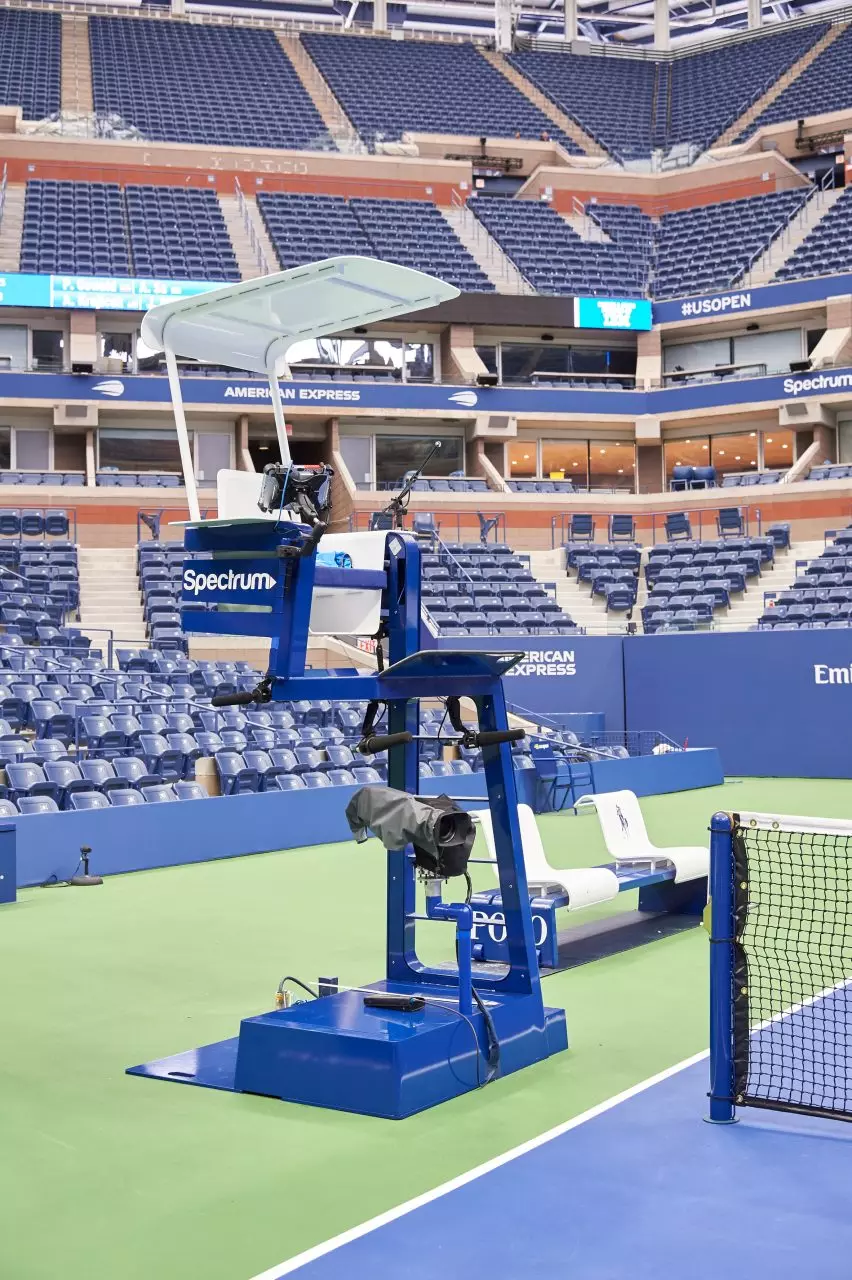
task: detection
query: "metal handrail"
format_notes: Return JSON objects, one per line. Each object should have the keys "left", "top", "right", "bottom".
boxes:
{"left": 520, "top": 7, "right": 848, "bottom": 61}
{"left": 351, "top": 510, "right": 507, "bottom": 543}
{"left": 648, "top": 505, "right": 763, "bottom": 543}
{"left": 137, "top": 508, "right": 211, "bottom": 542}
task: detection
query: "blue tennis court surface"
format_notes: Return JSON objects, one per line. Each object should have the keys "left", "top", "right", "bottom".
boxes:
{"left": 259, "top": 1052, "right": 852, "bottom": 1280}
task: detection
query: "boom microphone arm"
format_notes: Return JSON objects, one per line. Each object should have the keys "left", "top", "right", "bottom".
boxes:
{"left": 383, "top": 440, "right": 442, "bottom": 529}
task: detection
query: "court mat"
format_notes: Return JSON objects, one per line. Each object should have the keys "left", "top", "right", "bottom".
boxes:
{"left": 2, "top": 776, "right": 851, "bottom": 1280}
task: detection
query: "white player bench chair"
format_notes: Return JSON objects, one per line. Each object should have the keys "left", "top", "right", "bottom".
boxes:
{"left": 574, "top": 789, "right": 708, "bottom": 883}
{"left": 475, "top": 803, "right": 622, "bottom": 909}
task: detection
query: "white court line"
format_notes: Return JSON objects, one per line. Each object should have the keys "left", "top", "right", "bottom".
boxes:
{"left": 247, "top": 975, "right": 852, "bottom": 1280}
{"left": 246, "top": 1048, "right": 709, "bottom": 1280}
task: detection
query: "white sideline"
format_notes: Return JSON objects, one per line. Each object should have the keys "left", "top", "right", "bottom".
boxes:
{"left": 247, "top": 972, "right": 852, "bottom": 1279}
{"left": 246, "top": 1049, "right": 709, "bottom": 1280}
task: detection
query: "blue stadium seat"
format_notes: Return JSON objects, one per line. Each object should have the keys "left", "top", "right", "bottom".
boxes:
{"left": 108, "top": 788, "right": 145, "bottom": 806}
{"left": 69, "top": 791, "right": 110, "bottom": 811}
{"left": 17, "top": 795, "right": 59, "bottom": 815}
{"left": 91, "top": 18, "right": 331, "bottom": 151}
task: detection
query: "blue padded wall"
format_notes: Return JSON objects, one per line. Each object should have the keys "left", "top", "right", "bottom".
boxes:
{"left": 623, "top": 630, "right": 852, "bottom": 778}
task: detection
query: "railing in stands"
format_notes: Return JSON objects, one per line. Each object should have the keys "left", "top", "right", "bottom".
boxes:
{"left": 647, "top": 506, "right": 763, "bottom": 543}
{"left": 550, "top": 505, "right": 768, "bottom": 548}
{"left": 506, "top": 704, "right": 681, "bottom": 756}
{"left": 234, "top": 177, "right": 271, "bottom": 277}
{"left": 350, "top": 510, "right": 507, "bottom": 543}
{"left": 137, "top": 509, "right": 211, "bottom": 542}
{"left": 434, "top": 534, "right": 475, "bottom": 583}
{"left": 520, "top": 8, "right": 850, "bottom": 61}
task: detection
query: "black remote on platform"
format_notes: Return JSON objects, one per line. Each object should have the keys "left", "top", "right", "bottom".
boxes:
{"left": 363, "top": 994, "right": 426, "bottom": 1012}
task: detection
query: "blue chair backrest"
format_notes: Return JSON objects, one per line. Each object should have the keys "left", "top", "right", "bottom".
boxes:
{"left": 174, "top": 782, "right": 206, "bottom": 800}
{"left": 109, "top": 789, "right": 145, "bottom": 806}
{"left": 273, "top": 774, "right": 306, "bottom": 791}
{"left": 113, "top": 757, "right": 148, "bottom": 783}
{"left": 142, "top": 785, "right": 176, "bottom": 803}
{"left": 18, "top": 795, "right": 58, "bottom": 814}
{"left": 69, "top": 791, "right": 109, "bottom": 810}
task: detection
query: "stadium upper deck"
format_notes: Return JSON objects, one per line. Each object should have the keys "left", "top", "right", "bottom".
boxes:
{"left": 0, "top": 8, "right": 851, "bottom": 165}
{"left": 0, "top": 5, "right": 849, "bottom": 530}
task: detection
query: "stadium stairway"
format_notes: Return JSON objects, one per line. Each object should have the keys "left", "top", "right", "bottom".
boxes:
{"left": 218, "top": 193, "right": 272, "bottom": 279}
{"left": 744, "top": 186, "right": 844, "bottom": 286}
{"left": 714, "top": 22, "right": 848, "bottom": 149}
{"left": 714, "top": 536, "right": 807, "bottom": 630}
{"left": 528, "top": 548, "right": 615, "bottom": 634}
{"left": 478, "top": 49, "right": 606, "bottom": 159}
{"left": 278, "top": 35, "right": 367, "bottom": 154}
{"left": 440, "top": 203, "right": 535, "bottom": 294}
{"left": 0, "top": 183, "right": 26, "bottom": 272}
{"left": 557, "top": 205, "right": 612, "bottom": 243}
{"left": 77, "top": 547, "right": 146, "bottom": 647}
{"left": 61, "top": 14, "right": 93, "bottom": 115}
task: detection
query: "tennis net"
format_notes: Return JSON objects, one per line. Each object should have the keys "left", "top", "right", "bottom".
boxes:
{"left": 710, "top": 811, "right": 852, "bottom": 1123}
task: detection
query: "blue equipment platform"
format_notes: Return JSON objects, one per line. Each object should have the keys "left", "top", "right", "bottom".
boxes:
{"left": 128, "top": 981, "right": 567, "bottom": 1119}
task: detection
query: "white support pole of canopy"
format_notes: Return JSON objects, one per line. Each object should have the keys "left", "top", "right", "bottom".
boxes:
{"left": 164, "top": 346, "right": 201, "bottom": 522}
{"left": 268, "top": 368, "right": 293, "bottom": 468}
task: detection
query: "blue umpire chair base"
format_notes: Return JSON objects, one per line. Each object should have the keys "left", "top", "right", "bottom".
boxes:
{"left": 129, "top": 984, "right": 568, "bottom": 1119}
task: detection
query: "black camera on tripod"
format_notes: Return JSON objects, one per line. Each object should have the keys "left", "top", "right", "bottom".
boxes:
{"left": 257, "top": 462, "right": 335, "bottom": 557}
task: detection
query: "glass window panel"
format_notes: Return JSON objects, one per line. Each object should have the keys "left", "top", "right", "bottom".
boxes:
{"left": 338, "top": 339, "right": 403, "bottom": 370}
{"left": 664, "top": 437, "right": 711, "bottom": 481}
{"left": 590, "top": 441, "right": 634, "bottom": 491}
{"left": 608, "top": 348, "right": 637, "bottom": 377}
{"left": 375, "top": 435, "right": 463, "bottom": 485}
{"left": 404, "top": 343, "right": 434, "bottom": 383}
{"left": 16, "top": 429, "right": 50, "bottom": 471}
{"left": 99, "top": 428, "right": 183, "bottom": 473}
{"left": 340, "top": 436, "right": 372, "bottom": 486}
{"left": 711, "top": 432, "right": 758, "bottom": 476}
{"left": 762, "top": 428, "right": 794, "bottom": 469}
{"left": 663, "top": 338, "right": 730, "bottom": 374}
{"left": 136, "top": 331, "right": 164, "bottom": 373}
{"left": 571, "top": 347, "right": 608, "bottom": 375}
{"left": 732, "top": 329, "right": 802, "bottom": 376}
{"left": 0, "top": 427, "right": 12, "bottom": 469}
{"left": 475, "top": 345, "right": 498, "bottom": 375}
{"left": 0, "top": 326, "right": 28, "bottom": 371}
{"left": 541, "top": 440, "right": 588, "bottom": 485}
{"left": 501, "top": 345, "right": 571, "bottom": 382}
{"left": 100, "top": 332, "right": 133, "bottom": 374}
{"left": 32, "top": 330, "right": 64, "bottom": 372}
{"left": 507, "top": 440, "right": 538, "bottom": 478}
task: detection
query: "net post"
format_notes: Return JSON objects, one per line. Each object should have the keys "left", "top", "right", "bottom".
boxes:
{"left": 707, "top": 810, "right": 737, "bottom": 1123}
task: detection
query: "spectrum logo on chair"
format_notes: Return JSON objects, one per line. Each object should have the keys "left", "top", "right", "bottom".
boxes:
{"left": 182, "top": 567, "right": 276, "bottom": 597}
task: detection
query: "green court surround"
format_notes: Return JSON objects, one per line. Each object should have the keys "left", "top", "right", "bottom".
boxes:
{"left": 2, "top": 778, "right": 849, "bottom": 1280}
